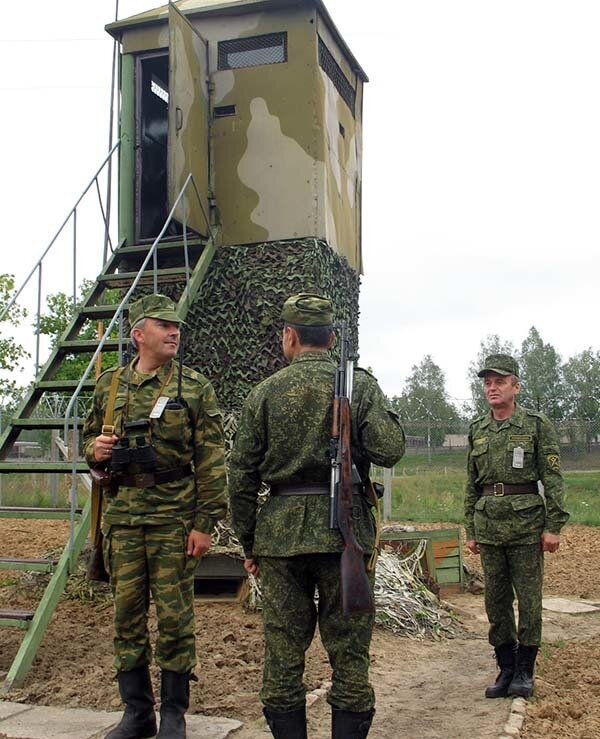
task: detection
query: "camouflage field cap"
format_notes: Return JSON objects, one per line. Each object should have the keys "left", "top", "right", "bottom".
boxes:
{"left": 478, "top": 353, "right": 519, "bottom": 378}
{"left": 129, "top": 294, "right": 183, "bottom": 328}
{"left": 281, "top": 293, "right": 333, "bottom": 326}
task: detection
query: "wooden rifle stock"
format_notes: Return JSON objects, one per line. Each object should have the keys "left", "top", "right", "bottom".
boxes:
{"left": 334, "top": 388, "right": 375, "bottom": 616}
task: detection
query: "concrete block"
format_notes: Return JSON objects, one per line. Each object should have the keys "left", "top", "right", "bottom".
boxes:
{"left": 0, "top": 701, "right": 33, "bottom": 720}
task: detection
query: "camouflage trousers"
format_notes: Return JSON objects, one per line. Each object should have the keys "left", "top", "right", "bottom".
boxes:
{"left": 479, "top": 543, "right": 544, "bottom": 647}
{"left": 103, "top": 522, "right": 197, "bottom": 672}
{"left": 259, "top": 554, "right": 375, "bottom": 713}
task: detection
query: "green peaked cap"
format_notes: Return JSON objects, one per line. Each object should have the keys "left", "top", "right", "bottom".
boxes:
{"left": 477, "top": 353, "right": 519, "bottom": 378}
{"left": 281, "top": 293, "right": 333, "bottom": 326}
{"left": 128, "top": 294, "right": 183, "bottom": 328}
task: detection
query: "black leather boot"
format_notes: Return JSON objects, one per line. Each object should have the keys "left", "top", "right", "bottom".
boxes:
{"left": 485, "top": 642, "right": 517, "bottom": 698}
{"left": 105, "top": 666, "right": 156, "bottom": 739}
{"left": 508, "top": 645, "right": 538, "bottom": 698}
{"left": 263, "top": 706, "right": 307, "bottom": 739}
{"left": 332, "top": 707, "right": 375, "bottom": 739}
{"left": 157, "top": 671, "right": 195, "bottom": 738}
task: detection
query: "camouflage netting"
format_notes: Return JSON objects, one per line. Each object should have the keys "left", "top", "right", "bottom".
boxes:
{"left": 181, "top": 238, "right": 360, "bottom": 414}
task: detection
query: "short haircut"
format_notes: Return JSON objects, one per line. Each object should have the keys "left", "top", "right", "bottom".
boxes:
{"left": 285, "top": 322, "right": 333, "bottom": 348}
{"left": 130, "top": 318, "right": 147, "bottom": 350}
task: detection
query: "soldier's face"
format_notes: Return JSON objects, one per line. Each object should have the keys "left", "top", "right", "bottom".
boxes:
{"left": 134, "top": 318, "right": 180, "bottom": 363}
{"left": 483, "top": 373, "right": 520, "bottom": 410}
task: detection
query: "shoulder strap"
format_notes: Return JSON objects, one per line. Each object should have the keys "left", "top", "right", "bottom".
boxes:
{"left": 102, "top": 366, "right": 126, "bottom": 433}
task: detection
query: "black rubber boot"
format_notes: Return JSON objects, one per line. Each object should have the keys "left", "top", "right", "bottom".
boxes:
{"left": 508, "top": 645, "right": 538, "bottom": 698}
{"left": 157, "top": 671, "right": 195, "bottom": 738}
{"left": 105, "top": 666, "right": 156, "bottom": 739}
{"left": 263, "top": 706, "right": 307, "bottom": 739}
{"left": 485, "top": 643, "right": 517, "bottom": 698}
{"left": 331, "top": 707, "right": 375, "bottom": 739}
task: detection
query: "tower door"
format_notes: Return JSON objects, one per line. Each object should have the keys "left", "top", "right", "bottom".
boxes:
{"left": 168, "top": 3, "right": 210, "bottom": 237}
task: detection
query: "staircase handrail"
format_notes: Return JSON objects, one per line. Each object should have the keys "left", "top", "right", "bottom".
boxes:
{"left": 0, "top": 140, "right": 121, "bottom": 324}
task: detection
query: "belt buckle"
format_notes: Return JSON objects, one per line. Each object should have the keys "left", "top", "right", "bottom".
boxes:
{"left": 493, "top": 482, "right": 505, "bottom": 497}
{"left": 134, "top": 473, "right": 155, "bottom": 488}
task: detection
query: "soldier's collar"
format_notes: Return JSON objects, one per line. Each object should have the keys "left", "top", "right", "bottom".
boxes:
{"left": 487, "top": 404, "right": 525, "bottom": 430}
{"left": 291, "top": 350, "right": 332, "bottom": 364}
{"left": 129, "top": 356, "right": 174, "bottom": 381}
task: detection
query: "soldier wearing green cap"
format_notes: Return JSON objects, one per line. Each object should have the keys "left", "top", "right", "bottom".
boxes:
{"left": 229, "top": 292, "right": 405, "bottom": 739}
{"left": 464, "top": 353, "right": 569, "bottom": 701}
{"left": 83, "top": 293, "right": 227, "bottom": 739}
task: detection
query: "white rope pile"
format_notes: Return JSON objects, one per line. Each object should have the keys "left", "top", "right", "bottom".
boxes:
{"left": 212, "top": 520, "right": 457, "bottom": 639}
{"left": 374, "top": 544, "right": 458, "bottom": 639}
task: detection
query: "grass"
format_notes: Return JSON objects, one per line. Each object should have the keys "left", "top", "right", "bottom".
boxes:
{"left": 0, "top": 474, "right": 86, "bottom": 508}
{"left": 379, "top": 471, "right": 600, "bottom": 527}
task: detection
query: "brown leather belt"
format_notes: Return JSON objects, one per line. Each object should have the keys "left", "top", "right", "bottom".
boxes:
{"left": 482, "top": 482, "right": 538, "bottom": 497}
{"left": 270, "top": 482, "right": 329, "bottom": 496}
{"left": 117, "top": 463, "right": 192, "bottom": 489}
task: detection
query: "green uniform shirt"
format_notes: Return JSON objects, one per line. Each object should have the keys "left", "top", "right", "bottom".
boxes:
{"left": 229, "top": 351, "right": 406, "bottom": 557}
{"left": 83, "top": 358, "right": 227, "bottom": 534}
{"left": 464, "top": 404, "right": 569, "bottom": 545}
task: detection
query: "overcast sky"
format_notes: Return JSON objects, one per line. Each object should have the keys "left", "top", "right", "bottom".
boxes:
{"left": 1, "top": 1, "right": 599, "bottom": 400}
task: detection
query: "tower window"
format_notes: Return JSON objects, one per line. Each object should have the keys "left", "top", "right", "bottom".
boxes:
{"left": 318, "top": 37, "right": 356, "bottom": 116}
{"left": 218, "top": 32, "right": 287, "bottom": 70}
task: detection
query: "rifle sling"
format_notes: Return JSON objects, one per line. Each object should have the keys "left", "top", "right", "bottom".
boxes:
{"left": 90, "top": 367, "right": 126, "bottom": 542}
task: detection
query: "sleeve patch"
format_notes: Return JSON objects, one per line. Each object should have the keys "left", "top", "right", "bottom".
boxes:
{"left": 547, "top": 454, "right": 560, "bottom": 472}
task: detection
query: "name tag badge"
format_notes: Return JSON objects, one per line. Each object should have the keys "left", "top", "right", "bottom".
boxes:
{"left": 512, "top": 446, "right": 524, "bottom": 469}
{"left": 150, "top": 396, "right": 170, "bottom": 419}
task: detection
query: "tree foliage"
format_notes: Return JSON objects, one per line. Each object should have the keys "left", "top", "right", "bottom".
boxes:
{"left": 391, "top": 355, "right": 461, "bottom": 445}
{"left": 519, "top": 326, "right": 564, "bottom": 419}
{"left": 0, "top": 274, "right": 29, "bottom": 409}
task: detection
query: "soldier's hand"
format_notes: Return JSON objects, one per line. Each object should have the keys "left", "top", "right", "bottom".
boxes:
{"left": 541, "top": 532, "right": 560, "bottom": 553}
{"left": 93, "top": 433, "right": 119, "bottom": 463}
{"left": 187, "top": 529, "right": 211, "bottom": 558}
{"left": 466, "top": 539, "right": 480, "bottom": 555}
{"left": 244, "top": 558, "right": 259, "bottom": 577}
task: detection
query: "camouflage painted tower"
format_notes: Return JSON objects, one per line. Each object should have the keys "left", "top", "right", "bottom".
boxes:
{"left": 107, "top": 0, "right": 368, "bottom": 411}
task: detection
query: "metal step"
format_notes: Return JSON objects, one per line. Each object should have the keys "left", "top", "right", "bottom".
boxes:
{"left": 0, "top": 610, "right": 35, "bottom": 629}
{"left": 7, "top": 419, "right": 91, "bottom": 432}
{"left": 59, "top": 338, "right": 121, "bottom": 353}
{"left": 0, "top": 506, "right": 82, "bottom": 520}
{"left": 78, "top": 304, "right": 123, "bottom": 320}
{"left": 36, "top": 379, "right": 96, "bottom": 392}
{"left": 0, "top": 557, "right": 58, "bottom": 573}
{"left": 98, "top": 267, "right": 190, "bottom": 287}
{"left": 0, "top": 461, "right": 88, "bottom": 472}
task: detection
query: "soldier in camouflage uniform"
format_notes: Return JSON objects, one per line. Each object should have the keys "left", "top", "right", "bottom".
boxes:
{"left": 229, "top": 293, "right": 405, "bottom": 739}
{"left": 464, "top": 354, "right": 569, "bottom": 700}
{"left": 83, "top": 294, "right": 227, "bottom": 739}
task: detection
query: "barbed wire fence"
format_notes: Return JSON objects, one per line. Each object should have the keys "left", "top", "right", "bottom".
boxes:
{"left": 376, "top": 396, "right": 600, "bottom": 476}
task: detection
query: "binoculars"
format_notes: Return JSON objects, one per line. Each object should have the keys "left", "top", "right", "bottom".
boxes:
{"left": 110, "top": 419, "right": 157, "bottom": 474}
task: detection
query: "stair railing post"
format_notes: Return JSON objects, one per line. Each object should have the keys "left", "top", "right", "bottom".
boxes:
{"left": 35, "top": 263, "right": 43, "bottom": 377}
{"left": 50, "top": 430, "right": 59, "bottom": 506}
{"left": 72, "top": 208, "right": 77, "bottom": 308}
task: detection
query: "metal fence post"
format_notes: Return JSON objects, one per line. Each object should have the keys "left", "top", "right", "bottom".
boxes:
{"left": 383, "top": 467, "right": 393, "bottom": 521}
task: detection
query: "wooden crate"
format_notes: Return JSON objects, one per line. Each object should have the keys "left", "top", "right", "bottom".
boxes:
{"left": 194, "top": 553, "right": 247, "bottom": 601}
{"left": 380, "top": 528, "right": 464, "bottom": 596}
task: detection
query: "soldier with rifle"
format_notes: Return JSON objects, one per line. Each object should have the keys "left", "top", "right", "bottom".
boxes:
{"left": 229, "top": 293, "right": 405, "bottom": 739}
{"left": 83, "top": 294, "right": 227, "bottom": 739}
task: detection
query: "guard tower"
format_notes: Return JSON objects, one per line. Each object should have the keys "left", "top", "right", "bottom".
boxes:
{"left": 108, "top": 0, "right": 367, "bottom": 272}
{"left": 0, "top": 1, "right": 368, "bottom": 689}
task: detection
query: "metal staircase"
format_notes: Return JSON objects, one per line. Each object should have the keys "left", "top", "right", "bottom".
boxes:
{"left": 0, "top": 167, "right": 216, "bottom": 691}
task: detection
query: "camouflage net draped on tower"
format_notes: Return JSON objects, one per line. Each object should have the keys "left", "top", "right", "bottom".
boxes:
{"left": 183, "top": 238, "right": 360, "bottom": 414}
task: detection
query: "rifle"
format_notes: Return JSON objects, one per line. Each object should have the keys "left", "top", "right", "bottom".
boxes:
{"left": 87, "top": 459, "right": 113, "bottom": 583}
{"left": 329, "top": 322, "right": 375, "bottom": 616}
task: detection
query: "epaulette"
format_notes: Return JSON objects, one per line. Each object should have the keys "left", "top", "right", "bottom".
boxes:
{"left": 469, "top": 413, "right": 487, "bottom": 427}
{"left": 181, "top": 364, "right": 210, "bottom": 386}
{"left": 523, "top": 407, "right": 545, "bottom": 421}
{"left": 97, "top": 365, "right": 121, "bottom": 382}
{"left": 354, "top": 366, "right": 377, "bottom": 381}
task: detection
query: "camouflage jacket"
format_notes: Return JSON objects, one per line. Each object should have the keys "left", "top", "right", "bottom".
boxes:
{"left": 83, "top": 358, "right": 227, "bottom": 534}
{"left": 229, "top": 351, "right": 406, "bottom": 557}
{"left": 464, "top": 404, "right": 569, "bottom": 545}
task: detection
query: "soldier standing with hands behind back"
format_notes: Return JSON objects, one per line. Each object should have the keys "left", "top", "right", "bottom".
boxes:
{"left": 465, "top": 354, "right": 569, "bottom": 700}
{"left": 83, "top": 294, "right": 227, "bottom": 739}
{"left": 229, "top": 293, "right": 405, "bottom": 739}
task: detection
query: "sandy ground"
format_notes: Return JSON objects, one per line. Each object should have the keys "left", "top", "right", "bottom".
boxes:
{"left": 1, "top": 520, "right": 600, "bottom": 738}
